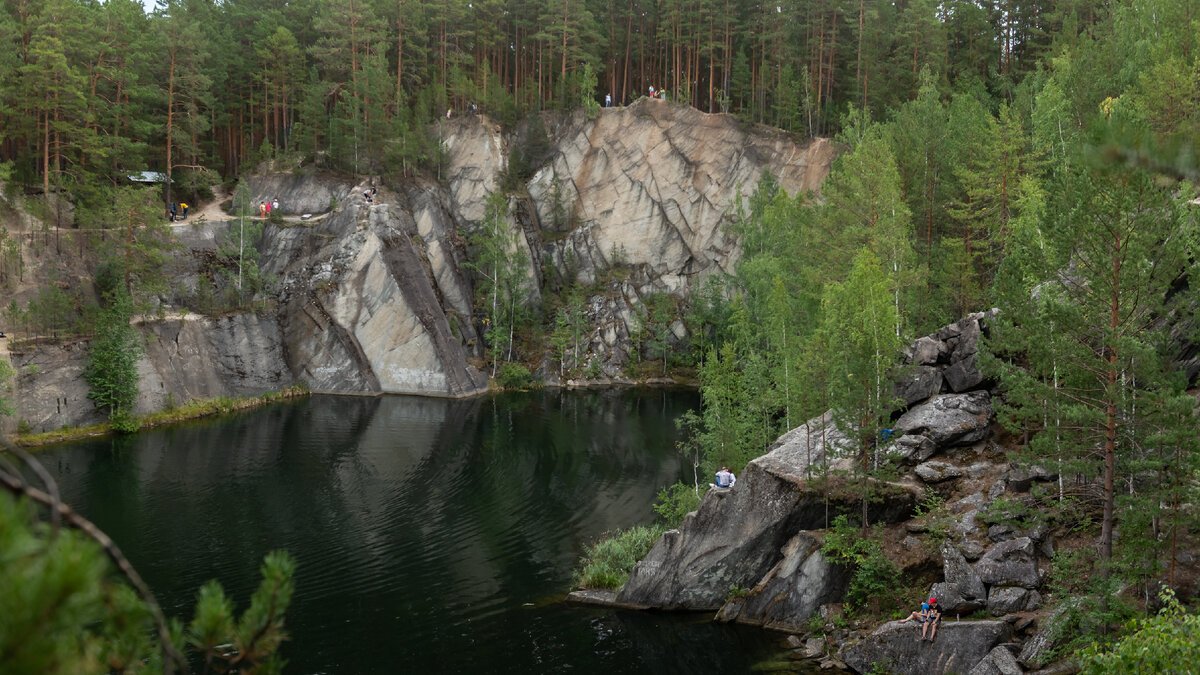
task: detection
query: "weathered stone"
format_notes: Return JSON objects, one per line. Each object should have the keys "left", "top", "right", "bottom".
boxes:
{"left": 945, "top": 353, "right": 985, "bottom": 392}
{"left": 619, "top": 411, "right": 920, "bottom": 612}
{"left": 943, "top": 541, "right": 987, "bottom": 601}
{"left": 961, "top": 540, "right": 986, "bottom": 561}
{"left": 1003, "top": 465, "right": 1058, "bottom": 493}
{"left": 916, "top": 461, "right": 965, "bottom": 483}
{"left": 840, "top": 620, "right": 1012, "bottom": 675}
{"left": 988, "top": 586, "right": 1039, "bottom": 615}
{"left": 969, "top": 645, "right": 1024, "bottom": 675}
{"left": 805, "top": 637, "right": 827, "bottom": 658}
{"left": 975, "top": 537, "right": 1040, "bottom": 589}
{"left": 910, "top": 336, "right": 948, "bottom": 365}
{"left": 894, "top": 392, "right": 993, "bottom": 448}
{"left": 896, "top": 366, "right": 945, "bottom": 406}
{"left": 715, "top": 531, "right": 850, "bottom": 632}
{"left": 894, "top": 434, "right": 938, "bottom": 463}
{"left": 930, "top": 582, "right": 985, "bottom": 615}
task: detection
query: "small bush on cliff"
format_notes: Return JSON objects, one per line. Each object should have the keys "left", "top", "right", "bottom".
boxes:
{"left": 653, "top": 481, "right": 700, "bottom": 528}
{"left": 573, "top": 524, "right": 665, "bottom": 590}
{"left": 821, "top": 515, "right": 902, "bottom": 614}
{"left": 496, "top": 362, "right": 534, "bottom": 390}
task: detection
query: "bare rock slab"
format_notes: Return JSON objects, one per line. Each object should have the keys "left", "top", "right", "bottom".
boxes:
{"left": 840, "top": 620, "right": 1012, "bottom": 675}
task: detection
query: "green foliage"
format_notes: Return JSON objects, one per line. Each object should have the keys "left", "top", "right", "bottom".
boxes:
{"left": 0, "top": 358, "right": 13, "bottom": 418}
{"left": 496, "top": 362, "right": 533, "bottom": 390}
{"left": 1079, "top": 589, "right": 1200, "bottom": 674}
{"left": 653, "top": 481, "right": 700, "bottom": 528}
{"left": 1043, "top": 549, "right": 1138, "bottom": 660}
{"left": 821, "top": 515, "right": 902, "bottom": 613}
{"left": 911, "top": 491, "right": 954, "bottom": 547}
{"left": 573, "top": 524, "right": 665, "bottom": 590}
{"left": 84, "top": 292, "right": 141, "bottom": 430}
{"left": 0, "top": 489, "right": 294, "bottom": 675}
{"left": 464, "top": 191, "right": 533, "bottom": 376}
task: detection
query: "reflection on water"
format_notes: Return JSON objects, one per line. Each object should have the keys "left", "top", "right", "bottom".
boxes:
{"left": 40, "top": 389, "right": 809, "bottom": 674}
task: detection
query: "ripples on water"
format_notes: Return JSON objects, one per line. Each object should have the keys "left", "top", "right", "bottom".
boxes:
{"left": 40, "top": 390, "right": 803, "bottom": 674}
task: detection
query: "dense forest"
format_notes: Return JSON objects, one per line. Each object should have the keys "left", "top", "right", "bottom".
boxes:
{"left": 0, "top": 0, "right": 1181, "bottom": 192}
{"left": 2, "top": 0, "right": 1200, "bottom": 670}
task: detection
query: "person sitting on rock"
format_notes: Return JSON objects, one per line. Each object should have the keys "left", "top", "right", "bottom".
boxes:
{"left": 921, "top": 598, "right": 941, "bottom": 642}
{"left": 897, "top": 600, "right": 931, "bottom": 630}
{"left": 714, "top": 466, "right": 736, "bottom": 488}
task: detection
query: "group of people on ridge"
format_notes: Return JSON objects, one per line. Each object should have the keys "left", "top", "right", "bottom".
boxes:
{"left": 898, "top": 597, "right": 941, "bottom": 642}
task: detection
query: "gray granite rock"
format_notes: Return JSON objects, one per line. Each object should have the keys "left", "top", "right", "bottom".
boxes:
{"left": 917, "top": 461, "right": 966, "bottom": 483}
{"left": 840, "top": 620, "right": 1012, "bottom": 675}
{"left": 969, "top": 645, "right": 1024, "bottom": 675}
{"left": 894, "top": 392, "right": 993, "bottom": 448}
{"left": 975, "top": 537, "right": 1040, "bottom": 589}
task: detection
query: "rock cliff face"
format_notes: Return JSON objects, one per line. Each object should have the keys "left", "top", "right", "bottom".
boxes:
{"left": 11, "top": 103, "right": 832, "bottom": 431}
{"left": 588, "top": 311, "right": 1085, "bottom": 674}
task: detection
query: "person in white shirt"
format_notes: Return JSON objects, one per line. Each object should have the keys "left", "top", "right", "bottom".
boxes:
{"left": 715, "top": 466, "right": 736, "bottom": 488}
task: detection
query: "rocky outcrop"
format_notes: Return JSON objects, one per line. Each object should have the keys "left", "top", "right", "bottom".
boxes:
{"left": 13, "top": 107, "right": 833, "bottom": 430}
{"left": 969, "top": 646, "right": 1024, "bottom": 675}
{"left": 894, "top": 391, "right": 992, "bottom": 448}
{"left": 615, "top": 459, "right": 920, "bottom": 610}
{"left": 715, "top": 531, "right": 851, "bottom": 632}
{"left": 840, "top": 620, "right": 1012, "bottom": 675}
{"left": 527, "top": 103, "right": 833, "bottom": 295}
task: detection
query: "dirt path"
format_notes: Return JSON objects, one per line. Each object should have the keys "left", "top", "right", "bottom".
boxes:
{"left": 171, "top": 184, "right": 325, "bottom": 228}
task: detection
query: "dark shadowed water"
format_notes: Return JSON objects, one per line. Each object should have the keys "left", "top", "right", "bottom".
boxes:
{"left": 37, "top": 390, "right": 812, "bottom": 674}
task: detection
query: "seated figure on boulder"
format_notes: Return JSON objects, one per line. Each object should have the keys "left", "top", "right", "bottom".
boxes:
{"left": 714, "top": 466, "right": 736, "bottom": 489}
{"left": 897, "top": 597, "right": 940, "bottom": 642}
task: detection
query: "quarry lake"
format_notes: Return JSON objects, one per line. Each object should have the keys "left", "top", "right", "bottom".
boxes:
{"left": 37, "top": 390, "right": 794, "bottom": 674}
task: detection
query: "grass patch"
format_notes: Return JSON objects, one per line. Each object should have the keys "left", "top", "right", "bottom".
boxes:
{"left": 14, "top": 385, "right": 310, "bottom": 448}
{"left": 573, "top": 524, "right": 665, "bottom": 590}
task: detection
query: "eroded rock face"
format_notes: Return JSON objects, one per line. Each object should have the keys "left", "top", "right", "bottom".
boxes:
{"left": 840, "top": 620, "right": 1012, "bottom": 675}
{"left": 715, "top": 531, "right": 851, "bottom": 632}
{"left": 974, "top": 537, "right": 1040, "bottom": 589}
{"left": 527, "top": 103, "right": 833, "bottom": 293}
{"left": 616, "top": 413, "right": 919, "bottom": 611}
{"left": 894, "top": 392, "right": 993, "bottom": 447}
{"left": 968, "top": 645, "right": 1024, "bottom": 675}
{"left": 943, "top": 541, "right": 987, "bottom": 604}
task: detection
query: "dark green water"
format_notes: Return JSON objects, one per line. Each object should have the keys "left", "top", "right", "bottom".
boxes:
{"left": 38, "top": 390, "right": 804, "bottom": 674}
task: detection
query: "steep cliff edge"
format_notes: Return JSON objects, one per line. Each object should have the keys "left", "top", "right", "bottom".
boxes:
{"left": 9, "top": 103, "right": 832, "bottom": 432}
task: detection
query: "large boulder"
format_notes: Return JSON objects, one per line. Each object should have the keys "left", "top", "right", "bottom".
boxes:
{"left": 988, "top": 586, "right": 1042, "bottom": 615}
{"left": 715, "top": 531, "right": 850, "bottom": 631}
{"left": 894, "top": 391, "right": 993, "bottom": 447}
{"left": 941, "top": 541, "right": 987, "bottom": 608}
{"left": 896, "top": 366, "right": 945, "bottom": 406}
{"left": 616, "top": 413, "right": 920, "bottom": 610}
{"left": 969, "top": 646, "right": 1024, "bottom": 675}
{"left": 974, "top": 537, "right": 1040, "bottom": 589}
{"left": 840, "top": 620, "right": 1012, "bottom": 675}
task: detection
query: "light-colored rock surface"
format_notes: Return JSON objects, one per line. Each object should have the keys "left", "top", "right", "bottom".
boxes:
{"left": 840, "top": 620, "right": 1012, "bottom": 675}
{"left": 894, "top": 392, "right": 993, "bottom": 447}
{"left": 12, "top": 108, "right": 833, "bottom": 427}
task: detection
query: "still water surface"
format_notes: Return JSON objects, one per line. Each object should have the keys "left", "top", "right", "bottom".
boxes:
{"left": 39, "top": 390, "right": 802, "bottom": 674}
